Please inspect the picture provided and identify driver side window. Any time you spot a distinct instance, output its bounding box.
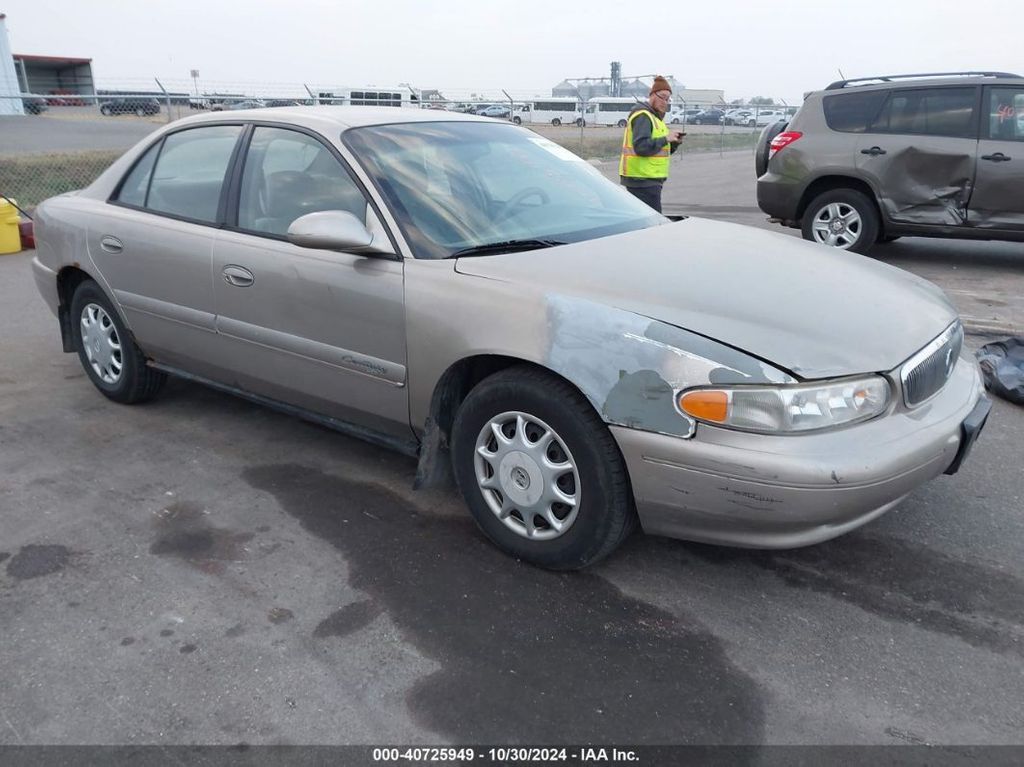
[237,127,368,237]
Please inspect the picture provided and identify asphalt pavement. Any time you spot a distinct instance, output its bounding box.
[1,151,1023,748]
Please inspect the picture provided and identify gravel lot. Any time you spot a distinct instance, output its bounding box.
[1,135,1023,750]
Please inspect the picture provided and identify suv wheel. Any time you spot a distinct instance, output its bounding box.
[802,189,879,255]
[451,366,637,570]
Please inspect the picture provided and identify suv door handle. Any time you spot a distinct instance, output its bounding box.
[222,265,254,287]
[980,153,1011,162]
[860,146,887,156]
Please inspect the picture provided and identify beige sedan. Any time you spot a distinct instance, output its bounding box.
[31,107,990,569]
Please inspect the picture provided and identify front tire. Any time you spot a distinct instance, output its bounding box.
[70,280,166,403]
[451,366,636,570]
[512,116,522,125]
[801,189,880,255]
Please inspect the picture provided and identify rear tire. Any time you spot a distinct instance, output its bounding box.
[801,189,880,255]
[451,366,637,570]
[70,280,166,404]
[616,119,627,128]
[551,118,561,126]
[575,117,584,127]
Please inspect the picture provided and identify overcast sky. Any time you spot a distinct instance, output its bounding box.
[4,0,1022,103]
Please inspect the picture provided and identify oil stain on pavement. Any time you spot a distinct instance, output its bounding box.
[149,501,254,575]
[683,535,1024,656]
[5,544,71,579]
[243,463,766,745]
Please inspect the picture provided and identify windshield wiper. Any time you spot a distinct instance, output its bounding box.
[447,238,565,258]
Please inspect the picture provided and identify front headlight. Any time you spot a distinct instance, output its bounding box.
[677,375,891,434]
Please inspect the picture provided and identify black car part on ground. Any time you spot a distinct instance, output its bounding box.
[976,337,1024,405]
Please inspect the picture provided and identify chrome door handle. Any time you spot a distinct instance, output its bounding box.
[99,235,124,254]
[980,153,1011,162]
[222,265,254,287]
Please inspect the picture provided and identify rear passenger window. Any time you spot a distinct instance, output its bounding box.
[237,127,368,237]
[146,126,242,223]
[115,142,160,207]
[871,88,977,138]
[986,87,1024,141]
[823,91,888,132]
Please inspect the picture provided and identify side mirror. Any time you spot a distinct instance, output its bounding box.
[286,210,395,257]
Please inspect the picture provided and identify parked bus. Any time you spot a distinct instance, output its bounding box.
[511,98,584,126]
[315,88,419,108]
[584,97,644,127]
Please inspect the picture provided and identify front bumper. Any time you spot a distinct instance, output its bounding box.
[612,357,987,549]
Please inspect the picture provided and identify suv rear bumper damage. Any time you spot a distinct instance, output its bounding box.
[756,171,804,221]
[611,357,986,549]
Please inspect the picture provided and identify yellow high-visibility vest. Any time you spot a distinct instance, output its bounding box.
[619,109,671,179]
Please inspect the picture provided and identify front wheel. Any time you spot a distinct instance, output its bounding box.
[70,280,166,403]
[451,367,637,570]
[512,116,522,125]
[801,189,880,255]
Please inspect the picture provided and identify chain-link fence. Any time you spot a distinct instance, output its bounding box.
[1,79,795,211]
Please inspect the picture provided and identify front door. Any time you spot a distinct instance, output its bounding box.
[211,125,410,440]
[970,85,1024,230]
[855,86,979,227]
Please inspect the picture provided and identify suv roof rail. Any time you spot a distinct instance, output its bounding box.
[825,71,1022,90]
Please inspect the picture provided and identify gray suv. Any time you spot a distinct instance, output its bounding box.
[756,71,1024,253]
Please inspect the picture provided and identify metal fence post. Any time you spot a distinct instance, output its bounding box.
[154,77,171,123]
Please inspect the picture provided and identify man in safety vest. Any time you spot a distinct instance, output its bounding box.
[619,75,684,212]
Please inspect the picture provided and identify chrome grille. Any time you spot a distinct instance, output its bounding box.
[901,321,963,407]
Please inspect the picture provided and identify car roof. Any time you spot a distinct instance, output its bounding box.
[819,73,1024,95]
[174,105,494,129]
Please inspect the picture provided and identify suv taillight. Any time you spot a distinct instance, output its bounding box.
[769,131,803,157]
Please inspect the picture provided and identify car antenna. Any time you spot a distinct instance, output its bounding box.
[837,68,846,80]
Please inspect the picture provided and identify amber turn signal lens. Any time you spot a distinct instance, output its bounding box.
[678,390,729,422]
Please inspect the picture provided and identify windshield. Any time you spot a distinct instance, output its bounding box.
[344,121,666,259]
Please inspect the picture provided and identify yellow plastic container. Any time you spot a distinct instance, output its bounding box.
[0,198,22,255]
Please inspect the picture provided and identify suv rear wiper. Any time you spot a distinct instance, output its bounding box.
[447,238,565,258]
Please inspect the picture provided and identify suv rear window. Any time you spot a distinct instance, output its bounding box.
[871,87,977,138]
[823,90,888,132]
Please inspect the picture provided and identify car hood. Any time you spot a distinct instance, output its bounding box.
[454,217,958,379]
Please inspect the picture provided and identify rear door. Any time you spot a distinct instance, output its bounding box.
[93,124,243,368]
[211,124,410,439]
[855,86,979,226]
[969,85,1024,230]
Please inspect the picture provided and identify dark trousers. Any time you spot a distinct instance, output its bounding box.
[624,184,663,213]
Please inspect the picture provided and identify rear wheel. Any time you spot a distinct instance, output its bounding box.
[801,189,880,255]
[70,280,166,403]
[575,117,585,127]
[551,118,561,126]
[616,119,627,128]
[451,366,636,570]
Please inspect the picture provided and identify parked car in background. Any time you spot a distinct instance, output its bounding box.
[747,109,788,127]
[22,97,48,115]
[100,98,161,117]
[30,106,989,570]
[757,70,1024,254]
[692,109,725,125]
[723,109,753,126]
[264,99,301,108]
[225,99,268,111]
[666,108,700,124]
[477,104,510,119]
